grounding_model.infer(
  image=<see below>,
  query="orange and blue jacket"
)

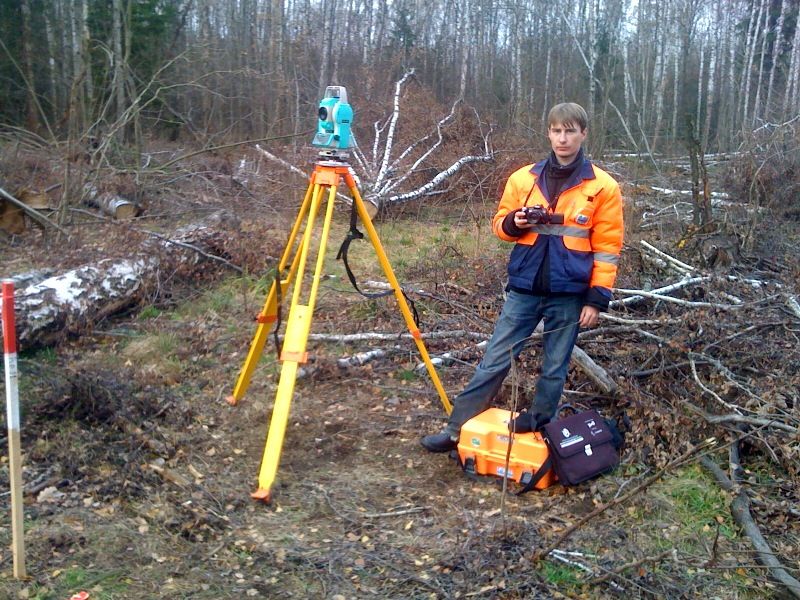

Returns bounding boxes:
[492,157,624,310]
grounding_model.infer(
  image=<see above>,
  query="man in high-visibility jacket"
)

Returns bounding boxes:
[422,102,624,452]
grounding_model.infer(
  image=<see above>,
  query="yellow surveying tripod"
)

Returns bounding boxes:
[227,158,453,503]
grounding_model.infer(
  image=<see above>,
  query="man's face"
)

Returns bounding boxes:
[548,121,586,165]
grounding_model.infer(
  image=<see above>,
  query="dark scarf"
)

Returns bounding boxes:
[544,148,584,206]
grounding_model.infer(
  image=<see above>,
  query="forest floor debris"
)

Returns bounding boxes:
[0,145,798,598]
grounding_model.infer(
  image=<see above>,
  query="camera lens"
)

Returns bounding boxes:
[318,106,328,121]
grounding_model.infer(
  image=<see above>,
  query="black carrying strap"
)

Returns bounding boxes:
[272,265,284,355]
[336,200,393,299]
[516,455,553,496]
[335,200,421,327]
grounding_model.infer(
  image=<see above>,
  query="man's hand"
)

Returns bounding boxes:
[579,305,600,328]
[513,209,534,229]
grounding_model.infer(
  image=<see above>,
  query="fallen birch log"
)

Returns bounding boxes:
[84,184,140,219]
[0,214,235,348]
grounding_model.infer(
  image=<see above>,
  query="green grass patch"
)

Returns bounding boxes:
[137,305,162,320]
[645,464,737,553]
[48,566,130,599]
[396,368,419,382]
[19,345,58,364]
[537,558,584,589]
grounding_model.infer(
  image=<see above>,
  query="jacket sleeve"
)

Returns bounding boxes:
[492,169,528,242]
[587,180,624,303]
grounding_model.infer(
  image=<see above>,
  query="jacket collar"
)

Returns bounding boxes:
[530,150,595,180]
[530,150,596,202]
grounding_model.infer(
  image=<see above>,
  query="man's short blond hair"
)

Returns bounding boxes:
[547,103,588,131]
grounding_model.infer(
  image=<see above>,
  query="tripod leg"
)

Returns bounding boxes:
[344,176,453,415]
[227,179,318,406]
[252,182,338,502]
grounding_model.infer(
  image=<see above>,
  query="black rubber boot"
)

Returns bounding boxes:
[420,431,458,453]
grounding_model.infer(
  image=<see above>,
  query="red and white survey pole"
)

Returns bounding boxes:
[2,280,26,578]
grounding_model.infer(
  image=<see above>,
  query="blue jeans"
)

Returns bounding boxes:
[445,290,582,436]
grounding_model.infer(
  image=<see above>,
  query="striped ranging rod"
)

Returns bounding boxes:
[2,280,26,578]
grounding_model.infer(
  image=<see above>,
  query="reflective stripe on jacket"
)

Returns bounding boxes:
[491,157,624,296]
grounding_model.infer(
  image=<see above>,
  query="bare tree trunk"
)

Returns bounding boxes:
[44,5,60,121]
[511,5,523,124]
[687,116,711,230]
[20,0,40,132]
[765,0,788,120]
[781,5,800,119]
[752,0,771,125]
[723,0,738,146]
[586,0,597,120]
[79,0,94,119]
[740,0,764,128]
[671,52,679,147]
[541,39,553,124]
[458,0,470,100]
[112,0,126,136]
[696,36,705,138]
[703,23,718,148]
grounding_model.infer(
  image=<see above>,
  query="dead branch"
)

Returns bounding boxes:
[571,345,618,395]
[138,227,243,273]
[700,412,798,435]
[0,185,69,235]
[688,354,744,413]
[700,453,800,598]
[639,240,696,274]
[375,69,416,190]
[307,330,486,343]
[611,276,710,308]
[361,506,429,519]
[587,550,673,585]
[533,438,718,562]
[613,286,741,310]
[599,313,679,326]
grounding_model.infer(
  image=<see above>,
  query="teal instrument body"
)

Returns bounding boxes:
[312,86,353,151]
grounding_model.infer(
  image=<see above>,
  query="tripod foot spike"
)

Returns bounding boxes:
[251,488,272,503]
[225,395,239,406]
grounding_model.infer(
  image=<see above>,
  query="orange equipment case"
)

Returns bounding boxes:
[457,407,555,490]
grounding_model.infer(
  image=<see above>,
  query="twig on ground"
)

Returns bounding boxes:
[361,506,429,519]
[588,549,674,585]
[533,438,718,561]
[700,453,800,598]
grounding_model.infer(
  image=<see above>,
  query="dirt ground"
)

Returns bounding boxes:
[0,147,799,599]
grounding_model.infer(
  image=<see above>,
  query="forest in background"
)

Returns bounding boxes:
[2,0,800,159]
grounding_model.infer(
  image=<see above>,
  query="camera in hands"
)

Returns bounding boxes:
[523,205,564,225]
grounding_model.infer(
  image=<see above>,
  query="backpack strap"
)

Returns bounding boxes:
[515,455,553,495]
